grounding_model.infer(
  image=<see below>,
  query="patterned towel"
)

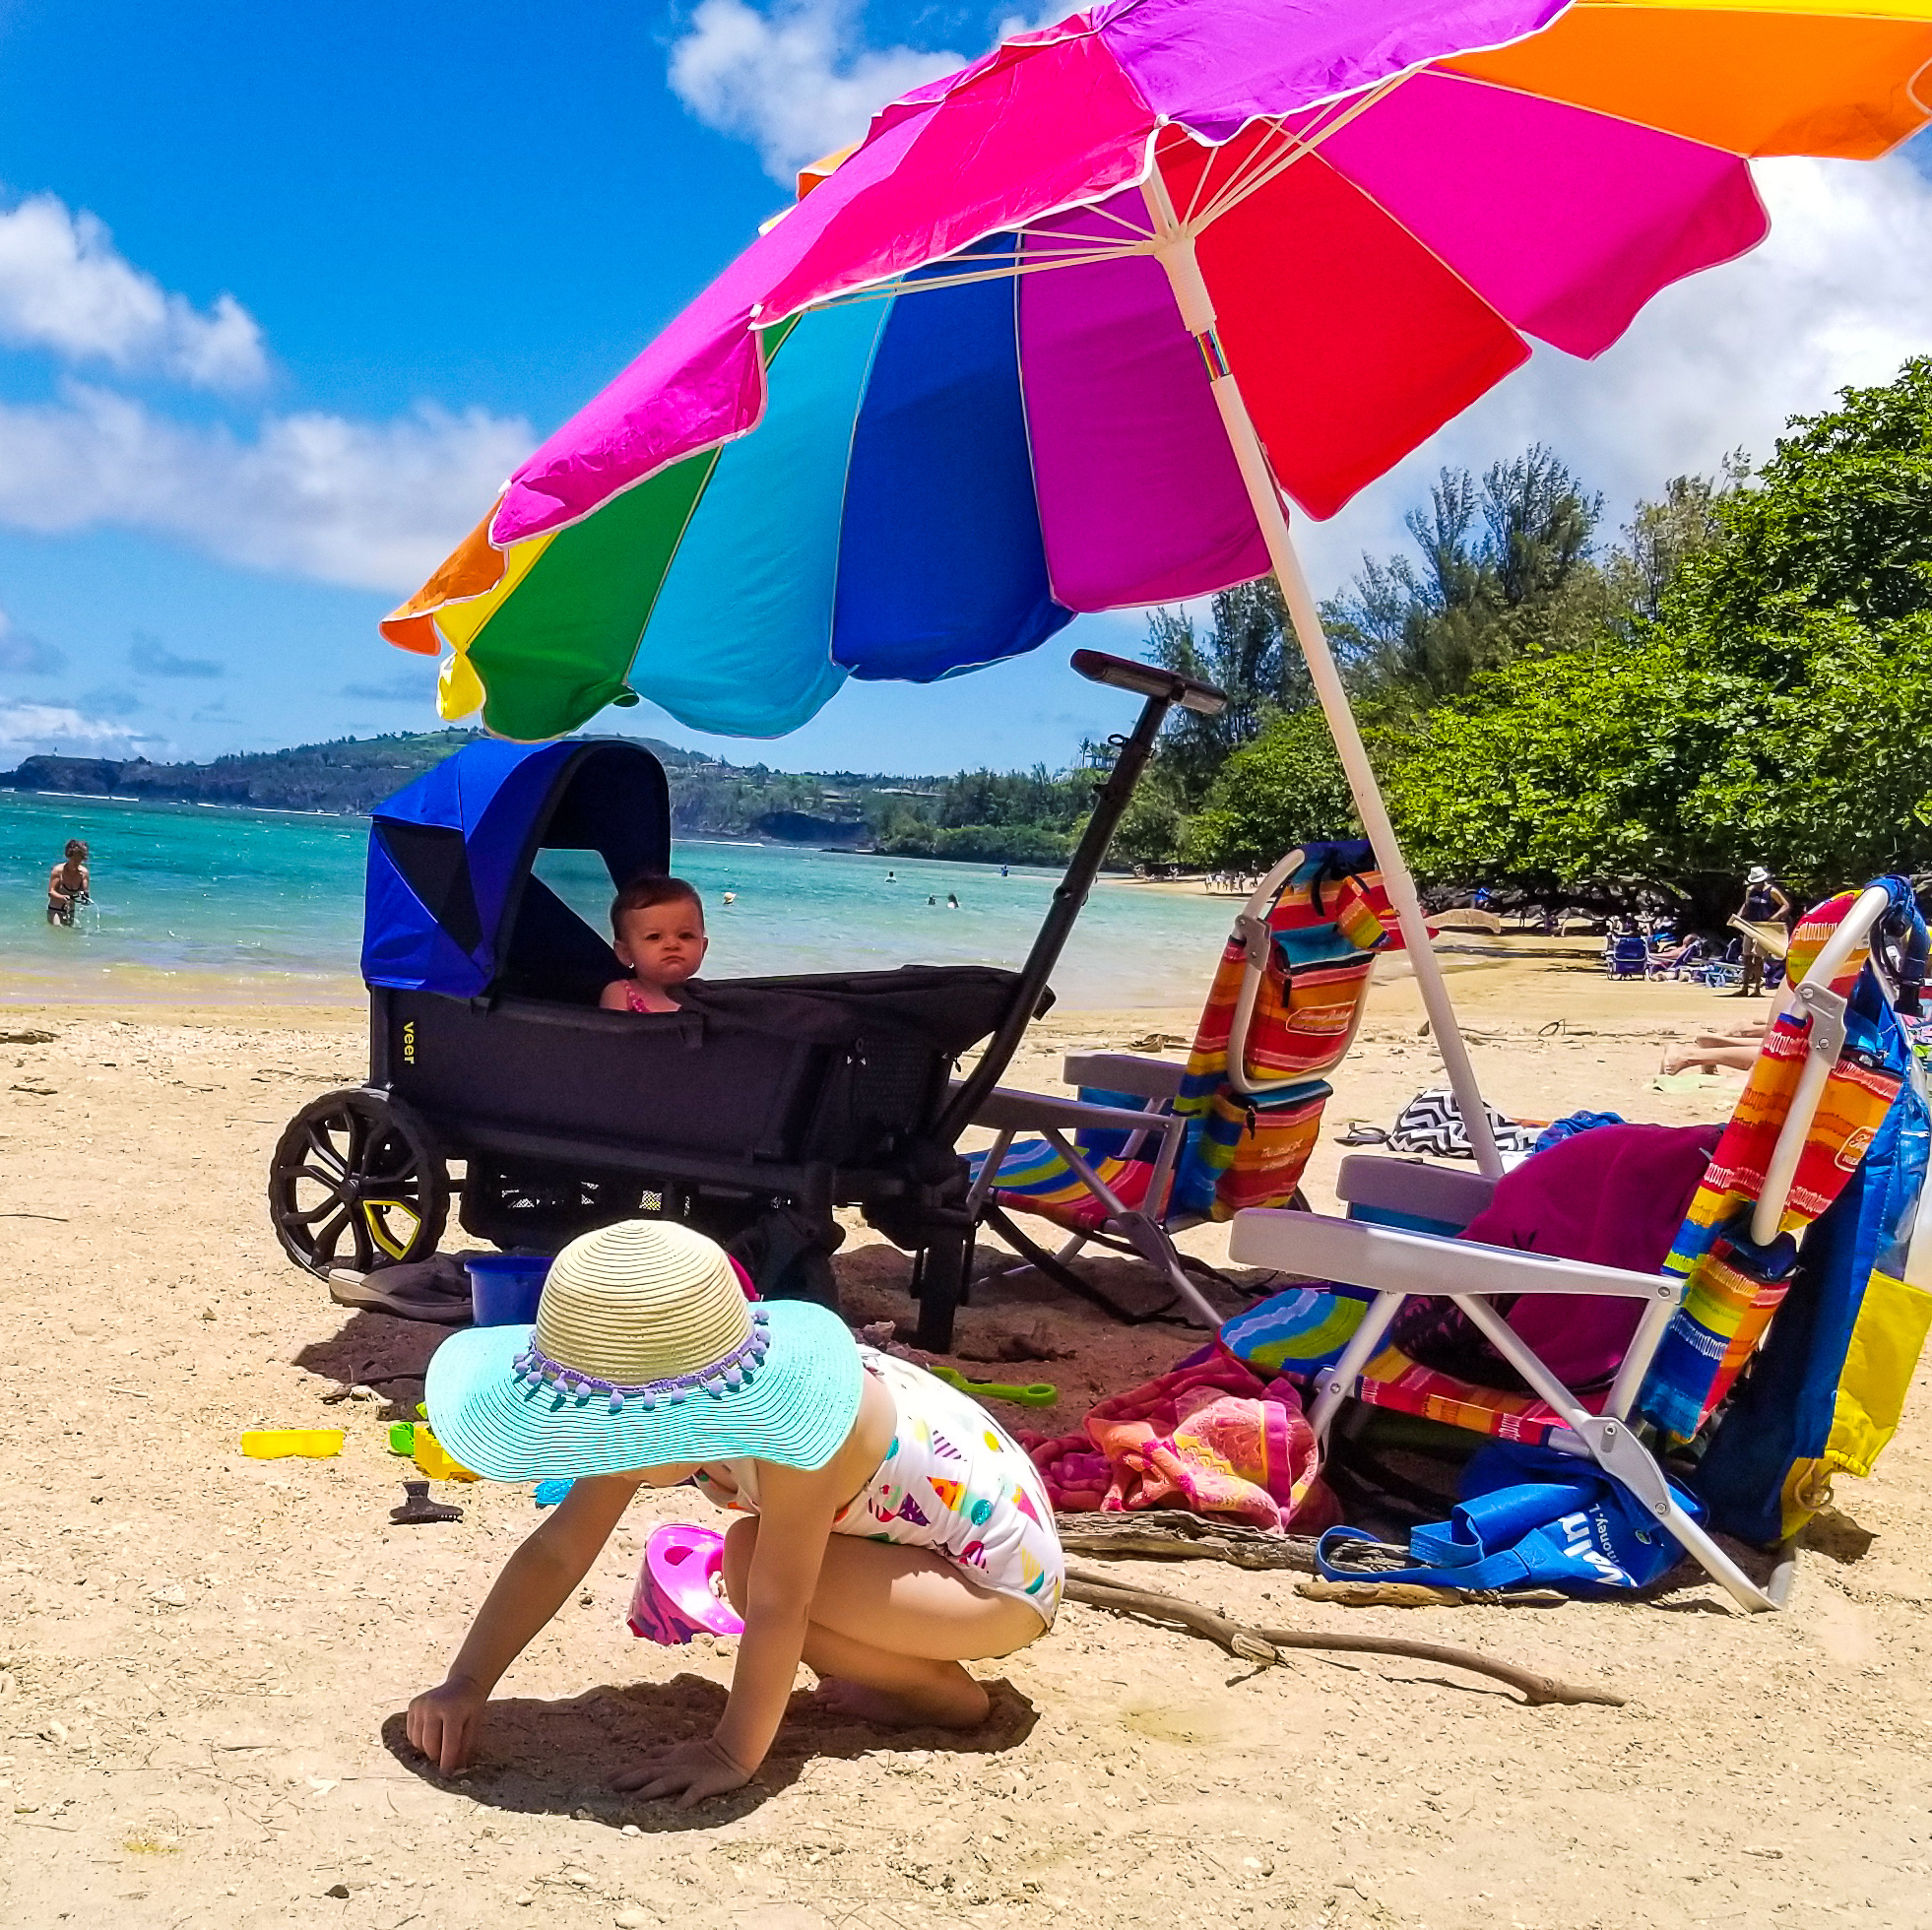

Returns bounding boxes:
[1025,1352,1338,1531]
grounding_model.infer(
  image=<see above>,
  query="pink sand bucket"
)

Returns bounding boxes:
[627,1523,744,1645]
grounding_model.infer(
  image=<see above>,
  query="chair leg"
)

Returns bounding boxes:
[983,1204,1191,1327]
[1444,1297,1780,1610]
[1111,1211,1225,1328]
[1309,1290,1406,1443]
[1571,1416,1778,1613]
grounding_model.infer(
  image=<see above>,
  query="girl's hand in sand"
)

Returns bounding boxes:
[612,1734,750,1808]
[407,1674,486,1773]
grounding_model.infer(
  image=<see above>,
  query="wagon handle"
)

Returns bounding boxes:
[933,652,1226,1145]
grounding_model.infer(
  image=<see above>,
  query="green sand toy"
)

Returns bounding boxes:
[927,1365,1058,1406]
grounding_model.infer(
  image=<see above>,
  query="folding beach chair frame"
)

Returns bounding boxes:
[963,1062,1224,1328]
[962,846,1375,1332]
[1227,883,1908,1614]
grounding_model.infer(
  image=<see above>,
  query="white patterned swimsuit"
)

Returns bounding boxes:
[697,1348,1063,1628]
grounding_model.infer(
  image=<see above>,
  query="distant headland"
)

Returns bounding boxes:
[0,730,959,855]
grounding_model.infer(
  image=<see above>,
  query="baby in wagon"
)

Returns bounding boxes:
[599,876,714,1019]
[600,873,709,1014]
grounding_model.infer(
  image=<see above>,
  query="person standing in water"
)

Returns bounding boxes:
[46,840,90,927]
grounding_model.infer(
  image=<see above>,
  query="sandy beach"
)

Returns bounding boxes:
[3,948,1929,1928]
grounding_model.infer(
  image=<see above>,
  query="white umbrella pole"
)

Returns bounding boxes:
[1143,178,1505,1177]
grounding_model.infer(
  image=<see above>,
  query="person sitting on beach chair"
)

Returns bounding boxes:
[1645,934,1706,979]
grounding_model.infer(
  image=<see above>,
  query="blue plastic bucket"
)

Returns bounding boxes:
[464,1253,551,1327]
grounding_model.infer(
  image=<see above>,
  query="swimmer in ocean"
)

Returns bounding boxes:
[46,839,90,927]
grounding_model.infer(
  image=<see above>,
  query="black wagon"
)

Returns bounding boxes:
[268,650,1221,1346]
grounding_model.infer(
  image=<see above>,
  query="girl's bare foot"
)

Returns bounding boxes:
[818,1667,990,1730]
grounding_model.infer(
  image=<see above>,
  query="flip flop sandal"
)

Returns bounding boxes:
[328,1268,474,1324]
[1335,1123,1388,1146]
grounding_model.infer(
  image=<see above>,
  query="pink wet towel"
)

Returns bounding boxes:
[1026,1352,1338,1531]
[1391,1121,1722,1386]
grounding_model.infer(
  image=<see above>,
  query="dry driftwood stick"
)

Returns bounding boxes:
[1063,1565,1624,1708]
[1053,1512,1320,1572]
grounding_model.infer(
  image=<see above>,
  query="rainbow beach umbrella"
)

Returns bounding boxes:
[384,0,1932,1169]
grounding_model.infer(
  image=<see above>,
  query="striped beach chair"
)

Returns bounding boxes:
[963,841,1406,1327]
[1223,880,1932,1610]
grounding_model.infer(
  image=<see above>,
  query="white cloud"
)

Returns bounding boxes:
[668,0,965,182]
[0,383,532,593]
[1298,154,1932,591]
[0,194,267,391]
[0,699,148,759]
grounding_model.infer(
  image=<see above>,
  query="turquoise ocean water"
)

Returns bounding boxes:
[1,788,1234,1010]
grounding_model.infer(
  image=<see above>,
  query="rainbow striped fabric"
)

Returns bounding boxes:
[1178,853,1400,1106]
[983,842,1393,1231]
[1639,891,1903,1443]
[1171,846,1398,1220]
[1221,1286,1608,1445]
[968,1132,1162,1234]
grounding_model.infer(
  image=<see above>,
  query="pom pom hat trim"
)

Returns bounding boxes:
[425,1220,863,1482]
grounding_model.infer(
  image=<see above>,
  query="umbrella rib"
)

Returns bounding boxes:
[799,239,1151,313]
[1188,78,1403,234]
[1062,199,1157,242]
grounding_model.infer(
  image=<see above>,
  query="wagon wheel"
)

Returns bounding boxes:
[268,1088,448,1276]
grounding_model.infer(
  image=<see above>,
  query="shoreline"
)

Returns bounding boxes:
[0,938,1611,1018]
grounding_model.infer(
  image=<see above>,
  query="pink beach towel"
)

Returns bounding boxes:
[1026,1353,1338,1531]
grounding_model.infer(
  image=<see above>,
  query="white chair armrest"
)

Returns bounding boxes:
[1061,1052,1187,1101]
[956,1082,1174,1136]
[1228,1208,1679,1304]
[1334,1154,1496,1230]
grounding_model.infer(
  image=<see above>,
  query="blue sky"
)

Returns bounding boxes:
[0,0,1927,776]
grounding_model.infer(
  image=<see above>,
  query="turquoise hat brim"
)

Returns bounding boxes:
[424,1299,863,1482]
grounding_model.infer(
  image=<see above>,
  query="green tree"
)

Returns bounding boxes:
[1608,461,1745,625]
[1185,708,1357,872]
[1143,576,1313,805]
[1110,761,1188,868]
[1383,360,1932,923]
[1323,445,1605,705]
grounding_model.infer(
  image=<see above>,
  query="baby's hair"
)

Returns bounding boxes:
[64,840,88,861]
[611,873,703,935]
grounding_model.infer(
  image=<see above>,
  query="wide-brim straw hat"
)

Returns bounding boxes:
[425,1219,861,1481]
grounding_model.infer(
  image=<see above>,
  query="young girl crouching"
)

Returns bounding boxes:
[406,1220,1063,1806]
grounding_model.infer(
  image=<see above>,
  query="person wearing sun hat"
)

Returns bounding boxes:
[1731,865,1792,997]
[407,1219,1062,1806]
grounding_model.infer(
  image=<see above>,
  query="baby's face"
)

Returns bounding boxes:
[616,899,708,988]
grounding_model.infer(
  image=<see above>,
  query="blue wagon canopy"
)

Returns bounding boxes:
[362,739,670,999]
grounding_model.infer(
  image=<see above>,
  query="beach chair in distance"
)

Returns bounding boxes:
[1223,880,1932,1611]
[961,840,1407,1335]
[1646,934,1707,980]
[1605,931,1649,979]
